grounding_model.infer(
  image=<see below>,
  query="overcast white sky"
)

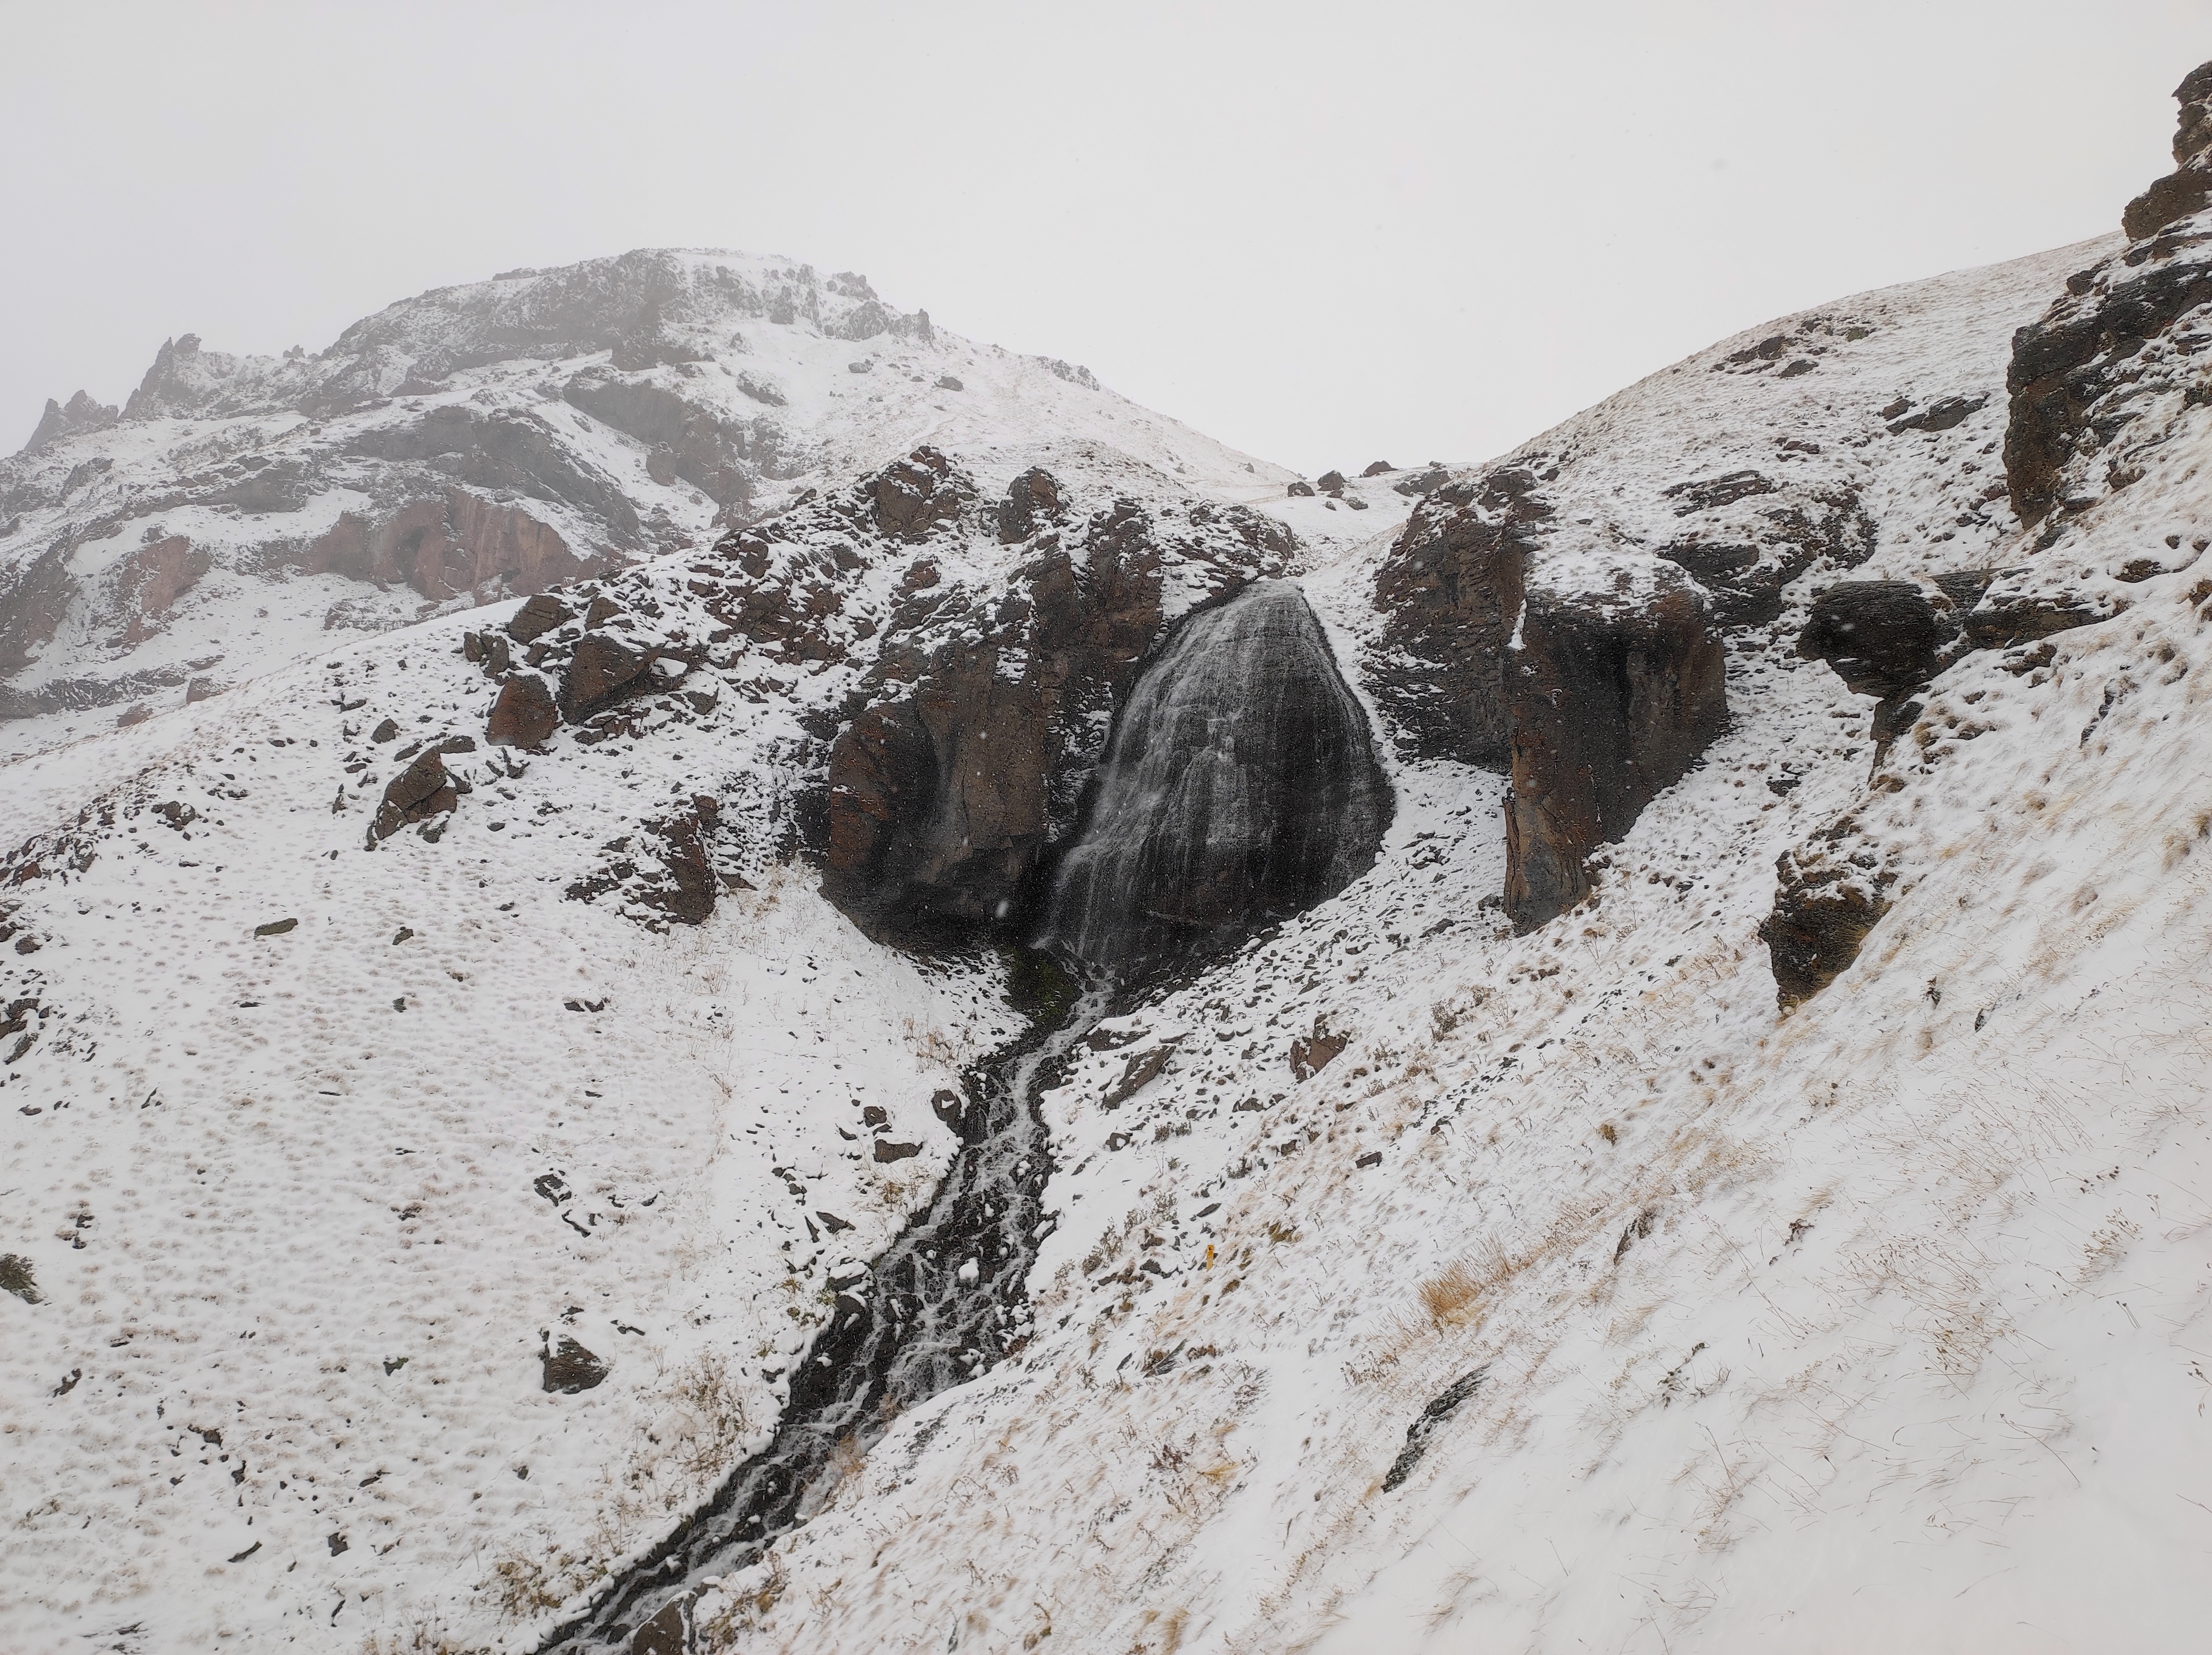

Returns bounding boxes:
[3,1,2206,474]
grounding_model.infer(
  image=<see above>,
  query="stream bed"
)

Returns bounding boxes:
[539,983,1106,1654]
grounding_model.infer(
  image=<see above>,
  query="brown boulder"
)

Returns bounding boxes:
[370,750,458,841]
[507,593,573,643]
[1761,814,1899,1009]
[1503,569,1726,930]
[557,633,649,722]
[540,1335,608,1394]
[486,674,559,747]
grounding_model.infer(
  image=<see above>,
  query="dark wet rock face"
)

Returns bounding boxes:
[819,474,1289,945]
[822,517,1171,940]
[1796,582,1951,701]
[1504,570,1726,930]
[1368,468,1541,766]
[1042,580,1393,974]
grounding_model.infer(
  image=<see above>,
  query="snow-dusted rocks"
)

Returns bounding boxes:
[0,249,1295,755]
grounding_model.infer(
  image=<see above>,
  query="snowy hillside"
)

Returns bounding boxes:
[9,64,2212,1655]
[0,249,1353,760]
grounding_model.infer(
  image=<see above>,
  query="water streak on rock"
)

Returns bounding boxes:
[1041,578,1392,973]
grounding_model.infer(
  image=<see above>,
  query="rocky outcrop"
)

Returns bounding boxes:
[1503,567,1727,930]
[822,521,1164,939]
[2123,62,2212,241]
[486,674,559,747]
[344,407,643,543]
[2007,61,2212,529]
[820,468,1287,943]
[1653,484,1876,627]
[115,535,211,644]
[1368,467,1541,766]
[871,447,974,541]
[1041,581,1393,973]
[19,391,118,455]
[507,594,573,643]
[1372,463,1735,930]
[998,467,1064,543]
[563,372,785,506]
[1761,813,1902,1009]
[1796,581,1953,701]
[370,750,458,841]
[0,540,76,677]
[557,633,652,723]
[303,490,592,602]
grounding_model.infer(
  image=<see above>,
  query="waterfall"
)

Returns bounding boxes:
[1040,579,1392,972]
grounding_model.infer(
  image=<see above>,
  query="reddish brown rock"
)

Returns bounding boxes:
[116,535,212,644]
[998,467,1065,543]
[486,674,559,747]
[871,446,973,541]
[506,593,573,643]
[540,1335,608,1393]
[1503,570,1727,930]
[301,490,590,603]
[557,633,649,722]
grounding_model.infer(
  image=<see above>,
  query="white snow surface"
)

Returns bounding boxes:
[8,231,2212,1655]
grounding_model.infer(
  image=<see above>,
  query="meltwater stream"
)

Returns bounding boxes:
[540,983,1109,1655]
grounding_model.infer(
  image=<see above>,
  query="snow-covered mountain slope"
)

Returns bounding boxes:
[10,72,2212,1655]
[614,231,2212,1655]
[0,249,1332,760]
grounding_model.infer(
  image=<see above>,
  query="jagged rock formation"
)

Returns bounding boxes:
[1369,466,1731,930]
[18,390,117,454]
[1502,565,1727,928]
[1040,579,1392,973]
